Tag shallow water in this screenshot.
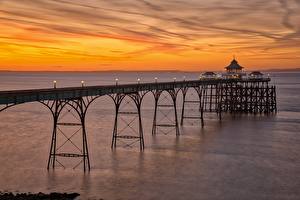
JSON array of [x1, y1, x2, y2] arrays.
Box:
[[0, 71, 299, 200]]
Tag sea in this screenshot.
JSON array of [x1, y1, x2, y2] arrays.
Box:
[[0, 71, 299, 200]]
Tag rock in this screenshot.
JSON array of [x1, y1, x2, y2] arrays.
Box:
[[0, 191, 80, 200]]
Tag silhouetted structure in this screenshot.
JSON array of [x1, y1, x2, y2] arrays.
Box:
[[0, 76, 277, 171], [249, 71, 264, 78], [224, 57, 246, 78], [201, 71, 217, 78]]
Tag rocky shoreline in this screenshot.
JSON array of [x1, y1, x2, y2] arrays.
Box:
[[0, 192, 80, 200]]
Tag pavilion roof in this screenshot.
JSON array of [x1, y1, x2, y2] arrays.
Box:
[[225, 59, 243, 70]]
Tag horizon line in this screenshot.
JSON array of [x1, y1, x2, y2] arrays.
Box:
[[0, 67, 300, 73]]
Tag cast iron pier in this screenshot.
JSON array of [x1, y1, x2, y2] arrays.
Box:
[[0, 78, 277, 171]]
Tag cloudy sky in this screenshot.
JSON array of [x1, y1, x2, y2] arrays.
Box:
[[0, 0, 299, 71]]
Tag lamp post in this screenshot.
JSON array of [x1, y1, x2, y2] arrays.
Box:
[[53, 80, 57, 89], [81, 80, 84, 87], [115, 78, 119, 85], [154, 77, 158, 83], [137, 78, 141, 84], [173, 77, 176, 82]]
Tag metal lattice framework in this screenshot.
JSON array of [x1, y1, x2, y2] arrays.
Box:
[[39, 95, 100, 171], [109, 91, 147, 150], [181, 86, 204, 127], [218, 81, 277, 114], [0, 78, 277, 170], [152, 88, 180, 136]]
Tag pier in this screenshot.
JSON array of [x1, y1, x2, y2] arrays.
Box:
[[0, 76, 276, 171]]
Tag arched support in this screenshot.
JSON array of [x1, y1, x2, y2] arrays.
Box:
[[0, 103, 16, 112], [40, 97, 96, 171], [180, 87, 204, 127], [152, 89, 180, 136], [109, 91, 146, 150]]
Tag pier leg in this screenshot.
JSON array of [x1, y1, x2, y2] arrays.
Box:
[[152, 89, 180, 136], [173, 97, 180, 136], [138, 106, 145, 150], [41, 98, 91, 171], [47, 117, 57, 169], [152, 91, 161, 135], [217, 83, 223, 121], [180, 87, 205, 127], [110, 92, 146, 150], [200, 86, 206, 127], [180, 88, 187, 126]]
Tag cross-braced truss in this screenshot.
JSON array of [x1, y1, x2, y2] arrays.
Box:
[[39, 96, 99, 171], [109, 91, 147, 150], [152, 89, 180, 136], [181, 87, 204, 127], [217, 81, 277, 115]]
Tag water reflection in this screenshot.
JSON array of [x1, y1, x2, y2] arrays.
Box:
[[0, 72, 299, 199]]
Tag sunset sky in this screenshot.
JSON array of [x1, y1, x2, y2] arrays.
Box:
[[0, 0, 299, 71]]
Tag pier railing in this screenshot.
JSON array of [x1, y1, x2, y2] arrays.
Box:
[[0, 77, 271, 106]]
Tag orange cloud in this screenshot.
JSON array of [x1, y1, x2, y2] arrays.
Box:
[[0, 0, 299, 71]]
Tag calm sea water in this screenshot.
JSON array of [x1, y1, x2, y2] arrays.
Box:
[[0, 71, 299, 200]]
